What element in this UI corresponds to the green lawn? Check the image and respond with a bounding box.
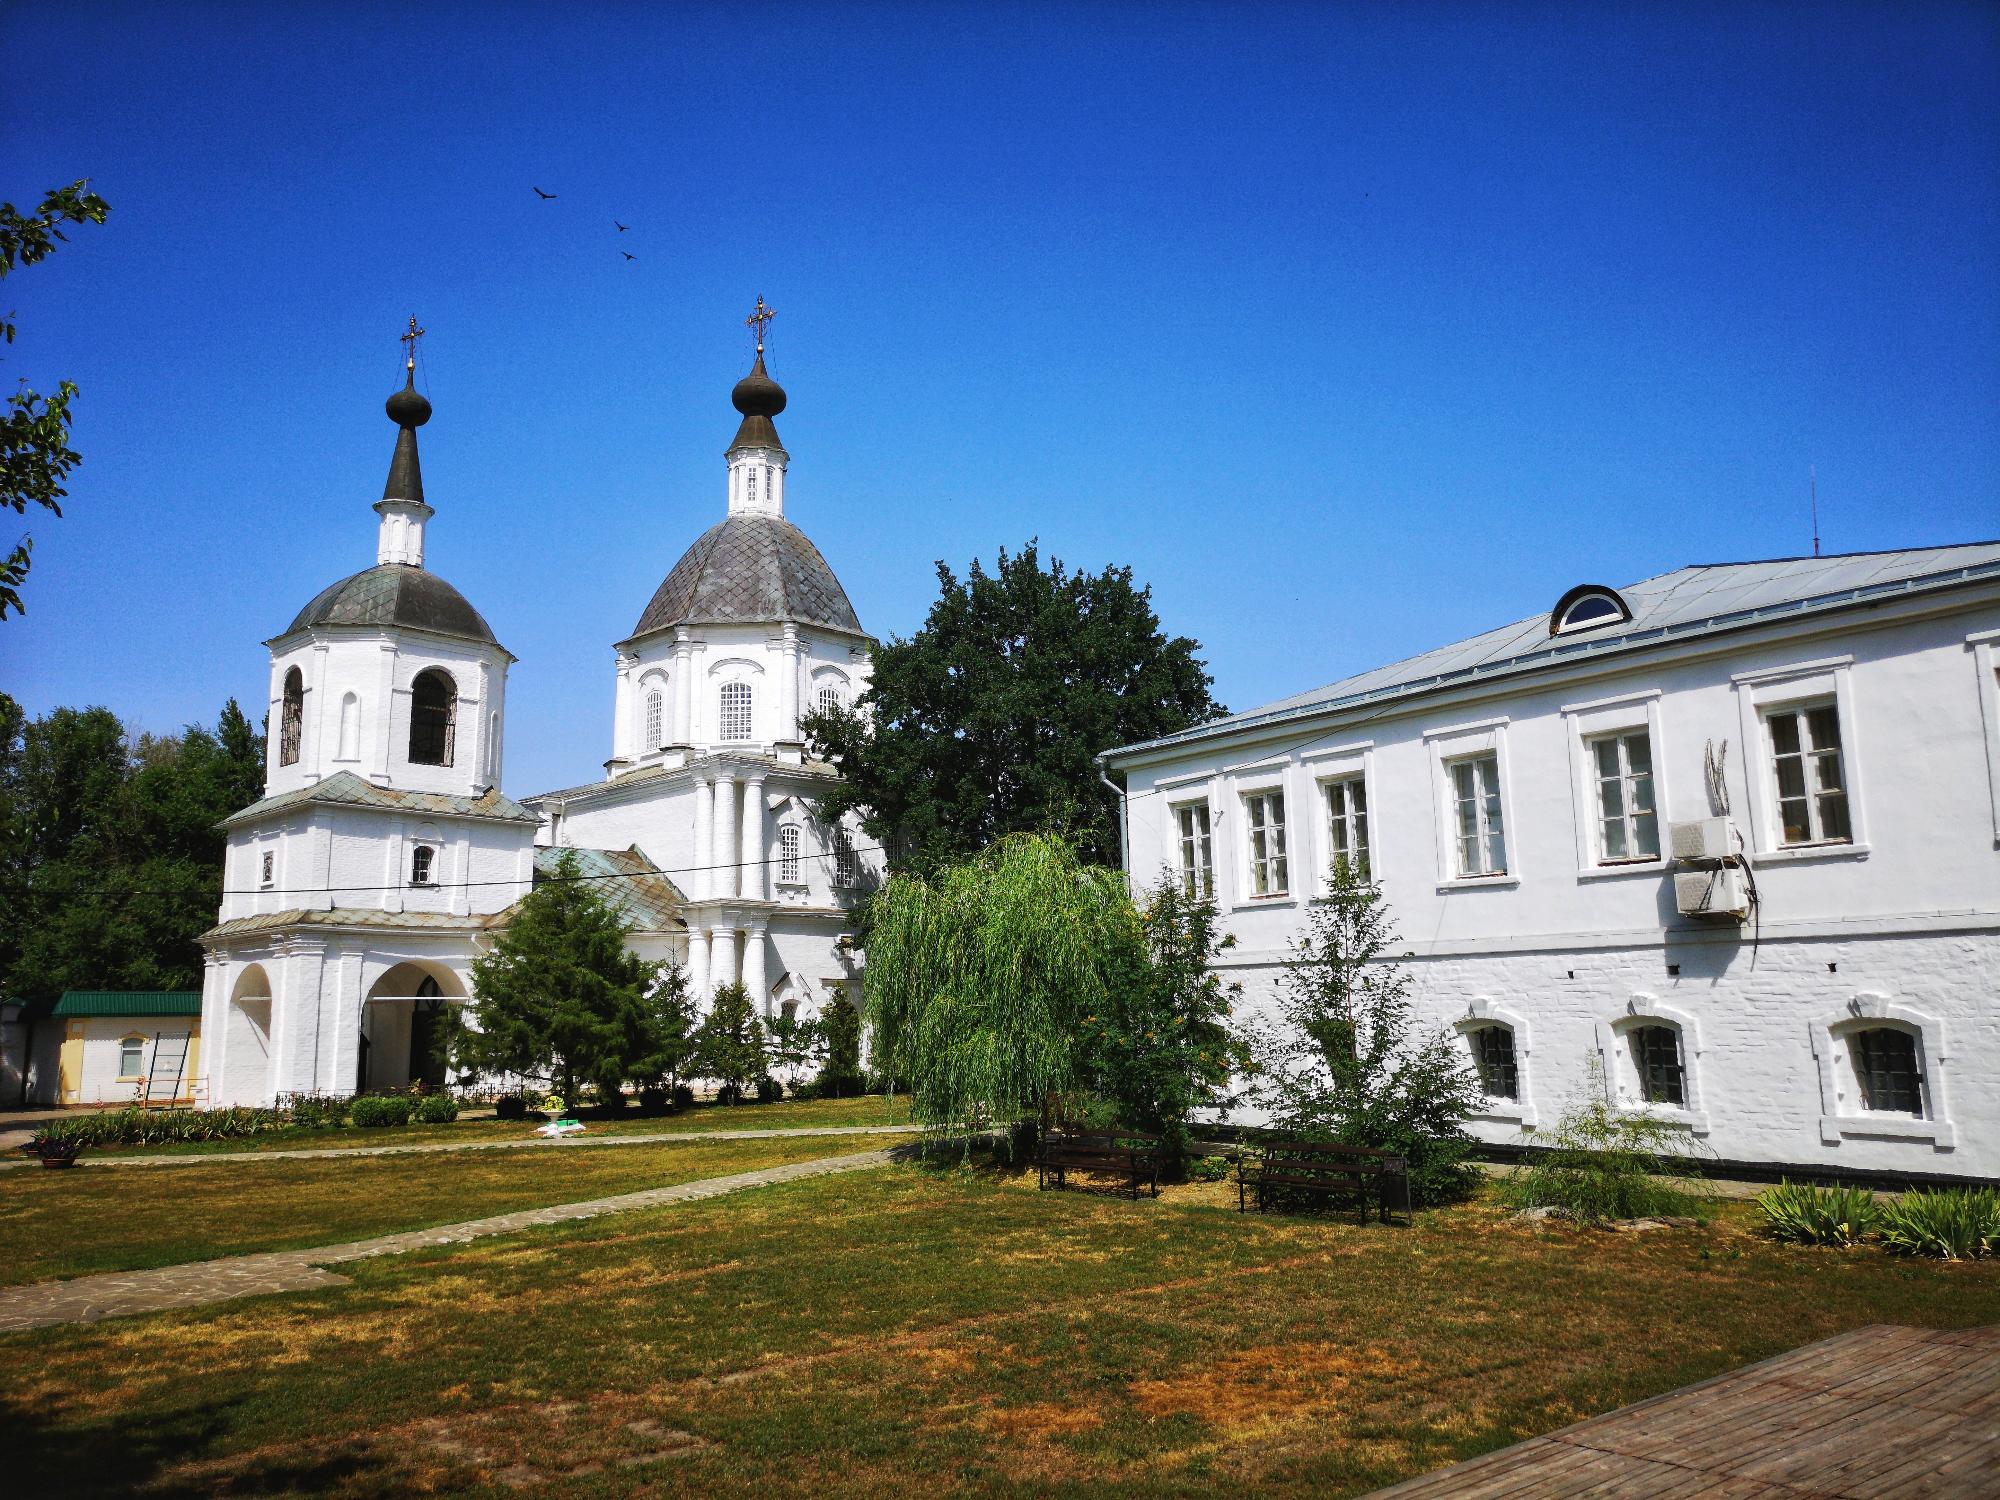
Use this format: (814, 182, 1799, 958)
(8, 1155, 1997, 1499)
(60, 1091, 915, 1157)
(0, 1131, 893, 1284)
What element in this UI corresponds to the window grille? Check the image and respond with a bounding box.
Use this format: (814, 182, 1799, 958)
(719, 681, 754, 741)
(1175, 803, 1214, 898)
(279, 668, 304, 766)
(778, 825, 803, 884)
(1631, 1025, 1686, 1106)
(645, 690, 663, 748)
(1854, 1028, 1924, 1115)
(832, 827, 858, 887)
(817, 684, 843, 716)
(1767, 702, 1851, 845)
(409, 669, 456, 766)
(1450, 754, 1507, 876)
(1245, 791, 1288, 897)
(410, 845, 435, 886)
(1470, 1025, 1518, 1099)
(1324, 777, 1370, 879)
(1591, 732, 1659, 862)
(260, 851, 274, 886)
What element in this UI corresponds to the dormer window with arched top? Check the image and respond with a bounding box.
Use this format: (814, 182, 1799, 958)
(1549, 584, 1632, 637)
(279, 668, 304, 765)
(409, 669, 457, 766)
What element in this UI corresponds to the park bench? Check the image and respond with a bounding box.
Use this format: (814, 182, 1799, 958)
(1035, 1127, 1162, 1200)
(1237, 1138, 1410, 1224)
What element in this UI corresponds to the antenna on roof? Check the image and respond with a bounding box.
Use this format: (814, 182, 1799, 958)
(1809, 465, 1821, 559)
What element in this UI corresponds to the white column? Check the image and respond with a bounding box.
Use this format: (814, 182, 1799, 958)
(743, 919, 769, 1014)
(688, 927, 711, 1003)
(612, 654, 636, 763)
(672, 630, 694, 744)
(713, 771, 739, 899)
(780, 623, 801, 740)
(740, 771, 767, 900)
(692, 771, 714, 903)
(711, 925, 739, 993)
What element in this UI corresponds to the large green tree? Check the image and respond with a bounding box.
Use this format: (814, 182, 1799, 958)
(694, 982, 768, 1103)
(460, 849, 662, 1110)
(0, 696, 264, 1002)
(2, 180, 111, 620)
(802, 542, 1223, 869)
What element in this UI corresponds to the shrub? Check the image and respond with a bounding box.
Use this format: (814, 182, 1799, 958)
(789, 1078, 824, 1102)
(756, 1076, 784, 1104)
(638, 1086, 669, 1114)
(815, 998, 866, 1099)
(1185, 1151, 1230, 1183)
(351, 1095, 414, 1128)
(1505, 1070, 1710, 1226)
(413, 1093, 459, 1124)
(1878, 1187, 2000, 1259)
(33, 1106, 287, 1149)
(494, 1095, 528, 1121)
(716, 1083, 744, 1106)
(287, 1094, 350, 1129)
(671, 1083, 695, 1110)
(1755, 1180, 1877, 1246)
(596, 1084, 629, 1112)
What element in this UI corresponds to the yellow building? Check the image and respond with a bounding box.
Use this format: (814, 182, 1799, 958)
(49, 993, 202, 1107)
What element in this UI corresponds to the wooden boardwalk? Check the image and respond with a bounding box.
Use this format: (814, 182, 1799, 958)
(1370, 1324, 2000, 1498)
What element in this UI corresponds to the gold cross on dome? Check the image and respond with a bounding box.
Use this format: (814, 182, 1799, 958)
(400, 316, 425, 369)
(745, 295, 775, 351)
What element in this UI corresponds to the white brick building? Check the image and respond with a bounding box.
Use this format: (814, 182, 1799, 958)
(1103, 545, 2000, 1180)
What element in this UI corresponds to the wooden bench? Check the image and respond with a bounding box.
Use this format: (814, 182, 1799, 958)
(1237, 1139, 1410, 1224)
(1035, 1128, 1162, 1200)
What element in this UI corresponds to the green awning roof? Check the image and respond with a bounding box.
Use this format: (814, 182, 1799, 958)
(53, 992, 202, 1018)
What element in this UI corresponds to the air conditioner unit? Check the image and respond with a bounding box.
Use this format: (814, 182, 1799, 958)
(1670, 817, 1733, 863)
(1676, 867, 1748, 920)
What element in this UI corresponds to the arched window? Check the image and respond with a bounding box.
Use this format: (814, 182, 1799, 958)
(817, 683, 844, 716)
(1549, 584, 1632, 637)
(409, 669, 456, 766)
(719, 681, 753, 741)
(644, 690, 664, 749)
(410, 844, 435, 886)
(1853, 1027, 1924, 1115)
(337, 692, 360, 760)
(1629, 1024, 1686, 1106)
(279, 667, 304, 765)
(118, 1034, 146, 1079)
(832, 827, 858, 887)
(778, 825, 803, 884)
(1467, 1024, 1518, 1100)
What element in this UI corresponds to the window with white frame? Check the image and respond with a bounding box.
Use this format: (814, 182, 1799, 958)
(260, 851, 274, 887)
(1852, 1027, 1925, 1116)
(831, 827, 858, 887)
(719, 681, 754, 741)
(644, 690, 663, 749)
(1449, 754, 1507, 877)
(118, 1034, 145, 1079)
(1765, 701, 1851, 846)
(1174, 802, 1214, 898)
(816, 684, 844, 716)
(1323, 776, 1369, 879)
(1629, 1024, 1686, 1106)
(410, 844, 435, 886)
(1589, 730, 1659, 863)
(279, 667, 304, 766)
(1468, 1024, 1518, 1100)
(1243, 790, 1288, 897)
(778, 825, 803, 884)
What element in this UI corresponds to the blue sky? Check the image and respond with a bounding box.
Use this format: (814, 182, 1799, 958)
(5, 1, 1996, 797)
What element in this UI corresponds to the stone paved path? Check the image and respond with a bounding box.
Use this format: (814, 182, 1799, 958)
(0, 1122, 921, 1171)
(0, 1146, 899, 1333)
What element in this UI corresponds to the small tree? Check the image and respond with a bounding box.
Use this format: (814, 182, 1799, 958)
(1251, 860, 1481, 1206)
(766, 1009, 824, 1089)
(816, 996, 866, 1098)
(1084, 871, 1243, 1175)
(461, 849, 660, 1110)
(695, 982, 767, 1103)
(636, 962, 699, 1092)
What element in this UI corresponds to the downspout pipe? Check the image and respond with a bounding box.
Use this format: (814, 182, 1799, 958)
(1095, 752, 1131, 896)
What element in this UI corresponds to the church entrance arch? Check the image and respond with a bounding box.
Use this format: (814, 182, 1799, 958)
(225, 965, 275, 1106)
(361, 961, 467, 1092)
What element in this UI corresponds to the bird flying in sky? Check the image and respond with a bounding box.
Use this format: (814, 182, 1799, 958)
(622, 251, 636, 261)
(614, 220, 629, 231)
(533, 186, 556, 200)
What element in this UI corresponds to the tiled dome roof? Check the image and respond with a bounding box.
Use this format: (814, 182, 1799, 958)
(631, 515, 862, 638)
(285, 564, 499, 645)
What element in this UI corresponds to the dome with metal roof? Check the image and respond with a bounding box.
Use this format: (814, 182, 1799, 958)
(630, 515, 862, 639)
(283, 563, 500, 645)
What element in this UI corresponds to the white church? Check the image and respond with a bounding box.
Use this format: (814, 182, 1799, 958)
(197, 312, 876, 1106)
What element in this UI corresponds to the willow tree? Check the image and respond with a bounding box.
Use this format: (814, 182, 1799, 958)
(864, 832, 1141, 1144)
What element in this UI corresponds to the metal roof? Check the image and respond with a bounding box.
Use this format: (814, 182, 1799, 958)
(532, 846, 685, 933)
(629, 515, 864, 639)
(55, 992, 202, 1017)
(1107, 542, 2000, 762)
(282, 564, 500, 648)
(223, 771, 542, 830)
(201, 908, 499, 943)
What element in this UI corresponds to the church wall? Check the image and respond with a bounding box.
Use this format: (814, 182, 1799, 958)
(1119, 589, 2000, 1180)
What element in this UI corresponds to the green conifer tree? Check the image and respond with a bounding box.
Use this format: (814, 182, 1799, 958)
(695, 982, 767, 1103)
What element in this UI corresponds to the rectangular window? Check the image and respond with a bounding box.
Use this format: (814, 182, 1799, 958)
(1590, 731, 1659, 863)
(1244, 790, 1288, 898)
(118, 1036, 145, 1079)
(1767, 702, 1851, 846)
(1449, 754, 1507, 877)
(1632, 1025, 1686, 1106)
(1854, 1029, 1924, 1115)
(1175, 803, 1214, 898)
(1470, 1026, 1518, 1100)
(1324, 776, 1370, 879)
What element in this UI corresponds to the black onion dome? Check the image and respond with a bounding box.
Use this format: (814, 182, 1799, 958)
(630, 515, 862, 639)
(731, 351, 786, 417)
(386, 372, 432, 428)
(382, 371, 431, 503)
(285, 564, 499, 645)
